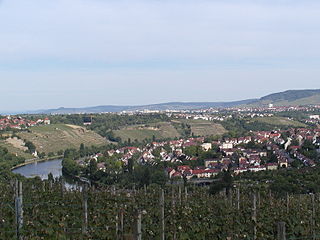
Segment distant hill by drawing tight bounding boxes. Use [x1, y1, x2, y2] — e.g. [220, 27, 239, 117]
[33, 106, 131, 114]
[261, 89, 320, 102]
[29, 99, 257, 114]
[252, 89, 320, 107]
[4, 89, 320, 114]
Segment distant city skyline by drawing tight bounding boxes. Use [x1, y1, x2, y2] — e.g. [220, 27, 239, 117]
[1, 0, 320, 111]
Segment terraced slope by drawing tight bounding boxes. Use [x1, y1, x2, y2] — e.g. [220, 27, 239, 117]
[114, 122, 180, 142]
[17, 124, 108, 154]
[250, 117, 306, 127]
[173, 119, 227, 136]
[0, 139, 33, 159]
[114, 120, 227, 142]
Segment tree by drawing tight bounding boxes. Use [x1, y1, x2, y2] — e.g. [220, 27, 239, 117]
[291, 139, 300, 146]
[80, 143, 86, 157]
[127, 158, 134, 174]
[184, 145, 202, 157]
[134, 166, 151, 187]
[25, 141, 36, 154]
[38, 152, 46, 159]
[62, 158, 80, 176]
[64, 148, 79, 160]
[291, 159, 302, 168]
[269, 153, 278, 163]
[152, 148, 162, 158]
[48, 172, 54, 182]
[163, 144, 172, 153]
[88, 159, 97, 176]
[151, 170, 167, 186]
[48, 152, 55, 157]
[209, 169, 233, 196]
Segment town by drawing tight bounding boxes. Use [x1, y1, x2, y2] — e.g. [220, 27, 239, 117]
[0, 116, 50, 130]
[77, 126, 320, 182]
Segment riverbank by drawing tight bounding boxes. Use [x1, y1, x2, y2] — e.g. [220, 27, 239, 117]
[11, 155, 64, 170]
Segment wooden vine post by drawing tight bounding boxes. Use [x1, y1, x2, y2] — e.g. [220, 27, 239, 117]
[252, 192, 257, 240]
[160, 189, 165, 240]
[135, 211, 142, 240]
[184, 187, 188, 201]
[172, 187, 177, 240]
[116, 205, 119, 240]
[120, 207, 124, 240]
[311, 194, 316, 240]
[269, 190, 272, 206]
[15, 180, 23, 240]
[286, 193, 289, 214]
[237, 186, 240, 211]
[49, 179, 53, 190]
[82, 184, 88, 235]
[277, 222, 286, 240]
[228, 188, 233, 207]
[138, 212, 142, 240]
[61, 178, 65, 197]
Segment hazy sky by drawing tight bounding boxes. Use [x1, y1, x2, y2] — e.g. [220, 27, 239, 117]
[1, 0, 320, 111]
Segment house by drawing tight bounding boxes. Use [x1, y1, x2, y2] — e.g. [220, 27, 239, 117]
[249, 166, 266, 172]
[183, 169, 193, 179]
[289, 146, 300, 152]
[169, 140, 183, 148]
[295, 153, 316, 167]
[278, 158, 288, 168]
[43, 118, 51, 125]
[239, 157, 249, 168]
[201, 143, 212, 151]
[177, 165, 191, 173]
[191, 169, 219, 178]
[248, 155, 261, 165]
[107, 150, 116, 156]
[266, 163, 278, 171]
[221, 158, 231, 166]
[206, 161, 219, 168]
[175, 149, 183, 156]
[270, 133, 281, 139]
[183, 141, 198, 148]
[276, 138, 286, 145]
[223, 149, 236, 156]
[97, 162, 106, 172]
[234, 167, 248, 175]
[244, 136, 252, 143]
[310, 115, 320, 120]
[166, 168, 176, 178]
[203, 169, 220, 178]
[258, 151, 268, 157]
[172, 171, 183, 178]
[221, 143, 233, 149]
[204, 159, 219, 168]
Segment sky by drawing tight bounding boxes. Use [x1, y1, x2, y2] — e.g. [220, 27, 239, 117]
[0, 0, 320, 112]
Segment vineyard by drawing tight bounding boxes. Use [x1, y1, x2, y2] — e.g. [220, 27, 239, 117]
[1, 178, 320, 240]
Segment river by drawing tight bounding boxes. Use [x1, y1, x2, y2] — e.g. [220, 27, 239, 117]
[12, 159, 79, 189]
[12, 159, 63, 180]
